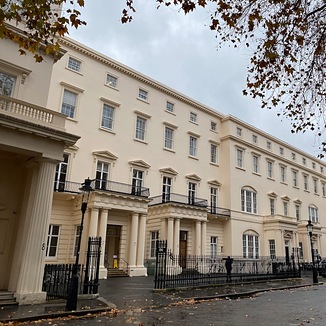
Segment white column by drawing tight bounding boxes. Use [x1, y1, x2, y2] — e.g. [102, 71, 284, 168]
[15, 159, 57, 304]
[88, 208, 99, 237]
[201, 221, 207, 256]
[173, 218, 180, 255]
[98, 209, 109, 279]
[195, 220, 201, 256]
[167, 217, 174, 251]
[136, 214, 147, 266]
[128, 213, 139, 267]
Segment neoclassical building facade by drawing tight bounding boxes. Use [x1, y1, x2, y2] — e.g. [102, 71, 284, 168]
[1, 31, 326, 306]
[45, 37, 326, 278]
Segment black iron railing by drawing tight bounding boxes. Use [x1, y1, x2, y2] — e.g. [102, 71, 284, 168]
[43, 237, 101, 300]
[54, 180, 81, 193]
[154, 240, 300, 290]
[208, 206, 231, 217]
[53, 179, 150, 198]
[93, 179, 150, 197]
[149, 193, 208, 207]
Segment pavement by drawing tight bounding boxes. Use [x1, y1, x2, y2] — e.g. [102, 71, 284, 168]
[0, 271, 322, 324]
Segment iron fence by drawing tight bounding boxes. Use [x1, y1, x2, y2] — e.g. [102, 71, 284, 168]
[154, 240, 301, 290]
[42, 237, 101, 300]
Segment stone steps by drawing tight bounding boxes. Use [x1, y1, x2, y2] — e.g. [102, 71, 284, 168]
[0, 291, 18, 307]
[107, 268, 128, 278]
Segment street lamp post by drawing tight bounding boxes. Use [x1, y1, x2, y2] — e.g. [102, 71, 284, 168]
[306, 220, 318, 284]
[66, 178, 93, 311]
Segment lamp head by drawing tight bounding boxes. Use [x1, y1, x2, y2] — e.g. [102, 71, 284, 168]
[306, 219, 313, 233]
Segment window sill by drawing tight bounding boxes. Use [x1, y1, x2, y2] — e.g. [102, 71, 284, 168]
[236, 166, 246, 171]
[165, 110, 176, 116]
[65, 67, 83, 76]
[105, 84, 119, 91]
[188, 155, 199, 160]
[99, 127, 116, 135]
[252, 172, 261, 177]
[137, 97, 150, 104]
[267, 177, 275, 181]
[163, 147, 175, 153]
[65, 117, 78, 123]
[210, 162, 219, 167]
[134, 138, 148, 145]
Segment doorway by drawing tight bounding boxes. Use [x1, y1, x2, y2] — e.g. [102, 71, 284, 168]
[179, 231, 187, 268]
[105, 225, 121, 268]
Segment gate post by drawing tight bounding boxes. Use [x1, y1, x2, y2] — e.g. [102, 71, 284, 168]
[154, 240, 167, 289]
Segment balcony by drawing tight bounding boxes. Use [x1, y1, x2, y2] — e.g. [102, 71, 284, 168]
[0, 95, 66, 130]
[149, 193, 208, 208]
[54, 179, 150, 198]
[208, 206, 231, 218]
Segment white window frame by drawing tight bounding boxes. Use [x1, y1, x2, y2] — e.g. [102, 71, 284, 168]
[54, 153, 69, 192]
[166, 101, 174, 113]
[303, 174, 309, 191]
[150, 231, 159, 258]
[95, 160, 109, 190]
[101, 103, 115, 131]
[210, 236, 218, 257]
[269, 239, 276, 259]
[236, 127, 242, 137]
[267, 141, 271, 150]
[46, 225, 60, 258]
[292, 170, 298, 187]
[132, 169, 144, 195]
[164, 126, 174, 150]
[252, 134, 257, 143]
[61, 89, 78, 119]
[270, 198, 275, 215]
[322, 182, 326, 197]
[313, 178, 318, 194]
[67, 57, 82, 73]
[309, 206, 318, 223]
[252, 154, 259, 174]
[295, 204, 300, 221]
[189, 136, 197, 157]
[188, 182, 196, 205]
[267, 160, 273, 178]
[283, 201, 288, 216]
[162, 176, 172, 202]
[0, 71, 16, 96]
[138, 88, 148, 101]
[135, 116, 147, 141]
[280, 165, 286, 183]
[190, 112, 197, 123]
[210, 187, 218, 213]
[241, 188, 257, 213]
[236, 148, 244, 168]
[211, 121, 217, 131]
[210, 143, 218, 164]
[243, 233, 259, 259]
[106, 74, 118, 88]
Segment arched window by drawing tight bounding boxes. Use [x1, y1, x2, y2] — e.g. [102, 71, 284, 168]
[243, 230, 259, 259]
[308, 205, 318, 223]
[241, 187, 257, 213]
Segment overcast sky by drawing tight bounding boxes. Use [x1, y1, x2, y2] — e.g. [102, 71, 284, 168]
[65, 0, 322, 158]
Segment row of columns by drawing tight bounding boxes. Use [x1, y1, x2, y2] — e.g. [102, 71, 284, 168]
[167, 217, 207, 256]
[86, 208, 147, 276]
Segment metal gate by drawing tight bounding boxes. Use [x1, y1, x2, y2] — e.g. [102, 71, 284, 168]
[42, 236, 101, 300]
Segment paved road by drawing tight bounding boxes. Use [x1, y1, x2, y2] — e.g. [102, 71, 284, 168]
[21, 284, 326, 326]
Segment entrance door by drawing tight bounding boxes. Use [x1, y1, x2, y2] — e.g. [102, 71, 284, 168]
[179, 231, 187, 268]
[285, 241, 290, 266]
[105, 225, 121, 268]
